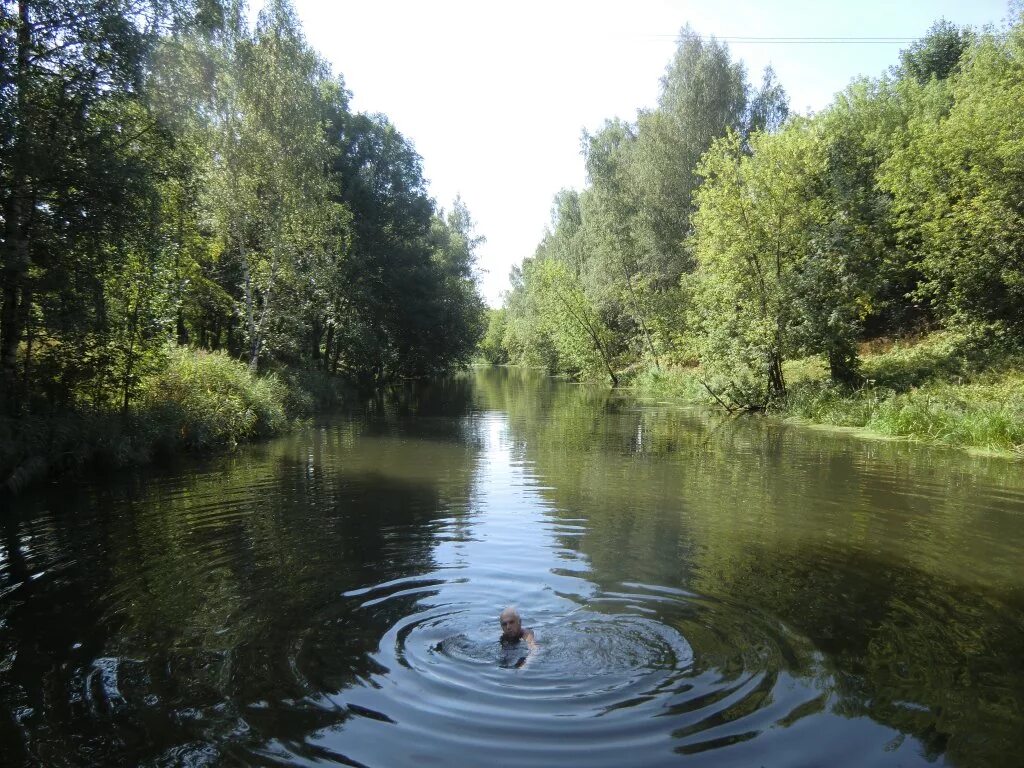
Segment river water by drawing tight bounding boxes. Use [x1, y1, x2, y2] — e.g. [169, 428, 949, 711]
[1, 368, 1023, 767]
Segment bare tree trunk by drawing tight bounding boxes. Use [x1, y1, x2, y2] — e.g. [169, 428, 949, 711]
[121, 281, 145, 414]
[22, 293, 35, 394]
[827, 343, 860, 387]
[238, 232, 259, 370]
[767, 346, 786, 402]
[323, 322, 334, 371]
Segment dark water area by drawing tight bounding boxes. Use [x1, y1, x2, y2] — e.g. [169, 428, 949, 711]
[2, 368, 1023, 767]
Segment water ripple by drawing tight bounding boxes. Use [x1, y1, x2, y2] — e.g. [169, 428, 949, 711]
[253, 569, 829, 767]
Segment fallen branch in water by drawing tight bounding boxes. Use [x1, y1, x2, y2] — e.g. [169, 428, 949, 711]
[699, 378, 737, 413]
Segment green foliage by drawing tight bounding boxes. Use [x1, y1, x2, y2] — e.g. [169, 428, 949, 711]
[895, 18, 975, 83]
[479, 308, 510, 364]
[690, 123, 845, 402]
[277, 366, 356, 416]
[202, 0, 348, 370]
[496, 25, 790, 379]
[501, 191, 622, 384]
[143, 346, 287, 448]
[1, 0, 484, 426]
[882, 24, 1024, 333]
[494, 11, 1024, 434]
[623, 366, 705, 402]
[329, 113, 485, 382]
[0, 0, 486, 490]
[533, 259, 620, 385]
[1, 344, 294, 486]
[859, 330, 1004, 389]
[745, 66, 790, 137]
[626, 331, 1024, 455]
[582, 120, 675, 366]
[0, 0, 209, 412]
[630, 28, 749, 283]
[781, 329, 1024, 452]
[815, 75, 946, 338]
[501, 264, 560, 374]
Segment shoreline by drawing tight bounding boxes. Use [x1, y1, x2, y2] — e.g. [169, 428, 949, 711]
[628, 387, 1023, 460]
[1, 348, 361, 497]
[623, 354, 1024, 460]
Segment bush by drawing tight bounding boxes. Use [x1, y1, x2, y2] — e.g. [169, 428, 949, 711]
[141, 347, 288, 449]
[2, 347, 359, 492]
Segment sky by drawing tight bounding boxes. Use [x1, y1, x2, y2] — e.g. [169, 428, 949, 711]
[282, 0, 1014, 307]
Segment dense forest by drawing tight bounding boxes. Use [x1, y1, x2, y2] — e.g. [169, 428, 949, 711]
[483, 16, 1024, 415]
[0, 0, 485, 479]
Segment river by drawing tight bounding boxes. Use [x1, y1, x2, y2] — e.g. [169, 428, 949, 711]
[1, 367, 1022, 767]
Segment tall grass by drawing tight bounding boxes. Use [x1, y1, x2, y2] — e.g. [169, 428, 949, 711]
[788, 374, 1024, 454]
[631, 331, 1024, 456]
[624, 366, 706, 402]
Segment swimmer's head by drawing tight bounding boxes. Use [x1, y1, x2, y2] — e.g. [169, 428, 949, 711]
[499, 606, 522, 641]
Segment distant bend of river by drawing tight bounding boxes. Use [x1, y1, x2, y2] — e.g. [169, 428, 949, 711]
[2, 367, 1023, 767]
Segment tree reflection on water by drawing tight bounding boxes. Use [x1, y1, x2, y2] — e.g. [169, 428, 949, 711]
[474, 367, 1024, 766]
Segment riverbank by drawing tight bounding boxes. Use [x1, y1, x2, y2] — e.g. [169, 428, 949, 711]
[0, 346, 356, 495]
[626, 331, 1024, 457]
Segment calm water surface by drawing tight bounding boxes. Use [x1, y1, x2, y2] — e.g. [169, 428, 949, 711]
[2, 368, 1023, 767]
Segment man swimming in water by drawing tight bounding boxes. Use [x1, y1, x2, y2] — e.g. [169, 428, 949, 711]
[500, 606, 537, 652]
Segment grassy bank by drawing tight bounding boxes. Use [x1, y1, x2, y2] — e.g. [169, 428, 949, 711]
[626, 332, 1024, 456]
[1, 347, 355, 494]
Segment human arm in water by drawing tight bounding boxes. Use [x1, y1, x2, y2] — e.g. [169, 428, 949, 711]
[516, 628, 539, 669]
[523, 628, 537, 651]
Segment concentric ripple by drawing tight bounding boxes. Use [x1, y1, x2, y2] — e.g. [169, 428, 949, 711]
[263, 572, 830, 768]
[434, 612, 692, 679]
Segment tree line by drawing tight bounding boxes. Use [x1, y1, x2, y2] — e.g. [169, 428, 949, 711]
[484, 16, 1024, 408]
[0, 0, 485, 418]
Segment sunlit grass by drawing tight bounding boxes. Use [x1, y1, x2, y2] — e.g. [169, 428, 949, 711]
[788, 373, 1024, 454]
[631, 331, 1024, 455]
[624, 365, 706, 402]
